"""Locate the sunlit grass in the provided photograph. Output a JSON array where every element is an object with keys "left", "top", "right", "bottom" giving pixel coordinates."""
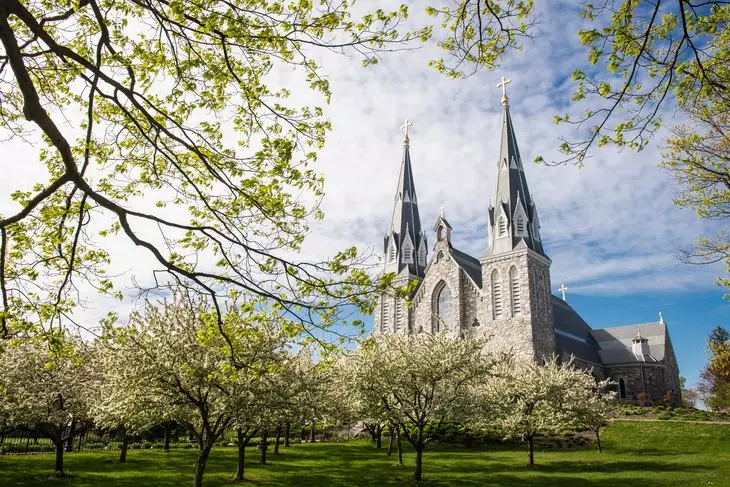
[{"left": 1, "top": 421, "right": 729, "bottom": 486}]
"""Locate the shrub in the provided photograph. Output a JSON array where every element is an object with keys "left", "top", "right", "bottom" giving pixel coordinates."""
[{"left": 657, "top": 412, "right": 672, "bottom": 420}]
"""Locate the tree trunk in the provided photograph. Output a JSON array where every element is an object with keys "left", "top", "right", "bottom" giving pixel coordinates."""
[
  {"left": 375, "top": 424, "right": 382, "bottom": 449},
  {"left": 65, "top": 419, "right": 76, "bottom": 453},
  {"left": 284, "top": 422, "right": 290, "bottom": 447},
  {"left": 309, "top": 422, "right": 316, "bottom": 443},
  {"left": 163, "top": 423, "right": 172, "bottom": 452},
  {"left": 193, "top": 441, "right": 214, "bottom": 487},
  {"left": 119, "top": 431, "right": 129, "bottom": 463},
  {"left": 595, "top": 429, "right": 602, "bottom": 454},
  {"left": 527, "top": 435, "right": 535, "bottom": 467},
  {"left": 413, "top": 445, "right": 423, "bottom": 481},
  {"left": 274, "top": 424, "right": 281, "bottom": 455},
  {"left": 54, "top": 439, "right": 65, "bottom": 476},
  {"left": 235, "top": 428, "right": 248, "bottom": 481},
  {"left": 387, "top": 424, "right": 394, "bottom": 456},
  {"left": 259, "top": 429, "right": 268, "bottom": 465},
  {"left": 396, "top": 427, "right": 404, "bottom": 466}
]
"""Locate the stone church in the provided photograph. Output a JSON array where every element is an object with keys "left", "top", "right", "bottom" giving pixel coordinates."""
[{"left": 372, "top": 83, "right": 681, "bottom": 405}]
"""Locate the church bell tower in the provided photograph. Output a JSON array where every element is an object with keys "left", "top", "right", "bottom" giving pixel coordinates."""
[
  {"left": 373, "top": 120, "right": 427, "bottom": 335},
  {"left": 479, "top": 78, "right": 555, "bottom": 360}
]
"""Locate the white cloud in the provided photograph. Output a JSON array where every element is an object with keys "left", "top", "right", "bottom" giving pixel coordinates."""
[{"left": 0, "top": 1, "right": 725, "bottom": 330}]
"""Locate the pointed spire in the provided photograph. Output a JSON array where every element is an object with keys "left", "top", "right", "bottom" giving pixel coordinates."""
[
  {"left": 384, "top": 120, "right": 426, "bottom": 278},
  {"left": 484, "top": 79, "right": 547, "bottom": 259}
]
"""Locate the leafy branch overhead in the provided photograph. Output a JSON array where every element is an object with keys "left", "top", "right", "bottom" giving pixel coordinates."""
[
  {"left": 0, "top": 0, "right": 425, "bottom": 341},
  {"left": 547, "top": 0, "right": 730, "bottom": 166}
]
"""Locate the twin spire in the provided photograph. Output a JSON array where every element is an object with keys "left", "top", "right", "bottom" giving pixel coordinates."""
[
  {"left": 383, "top": 119, "right": 427, "bottom": 278},
  {"left": 384, "top": 77, "right": 545, "bottom": 279}
]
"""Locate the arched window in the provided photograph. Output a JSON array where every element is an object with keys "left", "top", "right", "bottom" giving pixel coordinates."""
[
  {"left": 436, "top": 251, "right": 444, "bottom": 263},
  {"left": 433, "top": 282, "right": 453, "bottom": 332},
  {"left": 491, "top": 270, "right": 503, "bottom": 318},
  {"left": 381, "top": 298, "right": 390, "bottom": 332},
  {"left": 510, "top": 266, "right": 521, "bottom": 316},
  {"left": 388, "top": 243, "right": 396, "bottom": 262},
  {"left": 498, "top": 217, "right": 507, "bottom": 237},
  {"left": 437, "top": 226, "right": 444, "bottom": 241},
  {"left": 619, "top": 378, "right": 627, "bottom": 399}
]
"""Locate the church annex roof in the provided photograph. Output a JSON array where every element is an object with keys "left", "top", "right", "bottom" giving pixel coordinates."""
[
  {"left": 551, "top": 296, "right": 601, "bottom": 364},
  {"left": 590, "top": 322, "right": 667, "bottom": 365},
  {"left": 450, "top": 247, "right": 483, "bottom": 288}
]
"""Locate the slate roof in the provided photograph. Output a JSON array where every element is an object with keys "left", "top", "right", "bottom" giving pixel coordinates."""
[
  {"left": 551, "top": 296, "right": 602, "bottom": 364},
  {"left": 451, "top": 247, "right": 483, "bottom": 288},
  {"left": 385, "top": 141, "right": 426, "bottom": 278},
  {"left": 590, "top": 323, "right": 666, "bottom": 365},
  {"left": 484, "top": 102, "right": 546, "bottom": 258}
]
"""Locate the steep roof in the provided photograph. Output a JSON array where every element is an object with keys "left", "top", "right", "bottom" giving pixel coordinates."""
[
  {"left": 383, "top": 138, "right": 426, "bottom": 278},
  {"left": 451, "top": 247, "right": 483, "bottom": 288},
  {"left": 483, "top": 100, "right": 546, "bottom": 258},
  {"left": 551, "top": 296, "right": 601, "bottom": 364},
  {"left": 590, "top": 322, "right": 667, "bottom": 365}
]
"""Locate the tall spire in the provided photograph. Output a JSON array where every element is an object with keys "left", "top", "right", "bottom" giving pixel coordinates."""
[
  {"left": 383, "top": 119, "right": 427, "bottom": 278},
  {"left": 484, "top": 80, "right": 546, "bottom": 258}
]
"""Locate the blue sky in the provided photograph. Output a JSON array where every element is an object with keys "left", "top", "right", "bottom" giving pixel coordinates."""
[{"left": 0, "top": 2, "right": 726, "bottom": 388}]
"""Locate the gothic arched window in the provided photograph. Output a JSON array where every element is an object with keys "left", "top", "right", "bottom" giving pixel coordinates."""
[
  {"left": 618, "top": 378, "right": 627, "bottom": 399},
  {"left": 491, "top": 270, "right": 503, "bottom": 318},
  {"left": 510, "top": 266, "right": 521, "bottom": 316},
  {"left": 433, "top": 282, "right": 453, "bottom": 332}
]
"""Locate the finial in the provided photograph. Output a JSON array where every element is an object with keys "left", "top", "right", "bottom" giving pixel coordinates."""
[
  {"left": 497, "top": 76, "right": 512, "bottom": 105},
  {"left": 440, "top": 203, "right": 445, "bottom": 218},
  {"left": 659, "top": 311, "right": 664, "bottom": 324},
  {"left": 401, "top": 118, "right": 413, "bottom": 144},
  {"left": 559, "top": 284, "right": 568, "bottom": 302}
]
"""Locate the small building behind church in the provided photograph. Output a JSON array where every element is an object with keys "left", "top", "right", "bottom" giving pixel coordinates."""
[{"left": 371, "top": 85, "right": 681, "bottom": 405}]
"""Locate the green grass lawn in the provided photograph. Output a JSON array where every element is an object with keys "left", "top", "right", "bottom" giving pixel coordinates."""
[{"left": 1, "top": 421, "right": 729, "bottom": 486}]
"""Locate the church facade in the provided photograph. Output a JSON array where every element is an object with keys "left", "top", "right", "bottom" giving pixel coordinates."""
[{"left": 372, "top": 87, "right": 681, "bottom": 405}]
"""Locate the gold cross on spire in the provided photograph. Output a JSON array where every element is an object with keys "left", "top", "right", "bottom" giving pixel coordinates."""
[
  {"left": 497, "top": 76, "right": 512, "bottom": 105},
  {"left": 401, "top": 118, "right": 413, "bottom": 144}
]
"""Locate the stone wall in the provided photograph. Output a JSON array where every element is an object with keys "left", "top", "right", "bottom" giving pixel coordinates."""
[
  {"left": 409, "top": 239, "right": 463, "bottom": 336},
  {"left": 605, "top": 364, "right": 668, "bottom": 404},
  {"left": 477, "top": 249, "right": 555, "bottom": 360}
]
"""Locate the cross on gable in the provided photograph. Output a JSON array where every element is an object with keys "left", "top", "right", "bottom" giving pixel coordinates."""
[{"left": 559, "top": 284, "right": 568, "bottom": 301}]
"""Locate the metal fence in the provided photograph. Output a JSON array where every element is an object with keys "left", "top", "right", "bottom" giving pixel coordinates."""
[{"left": 0, "top": 429, "right": 194, "bottom": 455}]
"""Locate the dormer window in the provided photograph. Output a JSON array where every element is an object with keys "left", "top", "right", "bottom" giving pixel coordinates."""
[
  {"left": 497, "top": 216, "right": 508, "bottom": 237},
  {"left": 402, "top": 243, "right": 414, "bottom": 263},
  {"left": 515, "top": 215, "right": 526, "bottom": 236},
  {"left": 418, "top": 244, "right": 427, "bottom": 266}
]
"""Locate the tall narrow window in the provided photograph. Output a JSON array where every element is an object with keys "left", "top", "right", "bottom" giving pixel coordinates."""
[
  {"left": 381, "top": 299, "right": 390, "bottom": 332},
  {"left": 395, "top": 302, "right": 403, "bottom": 331},
  {"left": 498, "top": 217, "right": 507, "bottom": 237},
  {"left": 619, "top": 378, "right": 627, "bottom": 399},
  {"left": 402, "top": 243, "right": 413, "bottom": 263},
  {"left": 491, "top": 270, "right": 503, "bottom": 318},
  {"left": 433, "top": 282, "right": 453, "bottom": 332},
  {"left": 510, "top": 266, "right": 521, "bottom": 316},
  {"left": 515, "top": 216, "right": 526, "bottom": 236},
  {"left": 418, "top": 244, "right": 427, "bottom": 266},
  {"left": 388, "top": 243, "right": 396, "bottom": 262}
]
